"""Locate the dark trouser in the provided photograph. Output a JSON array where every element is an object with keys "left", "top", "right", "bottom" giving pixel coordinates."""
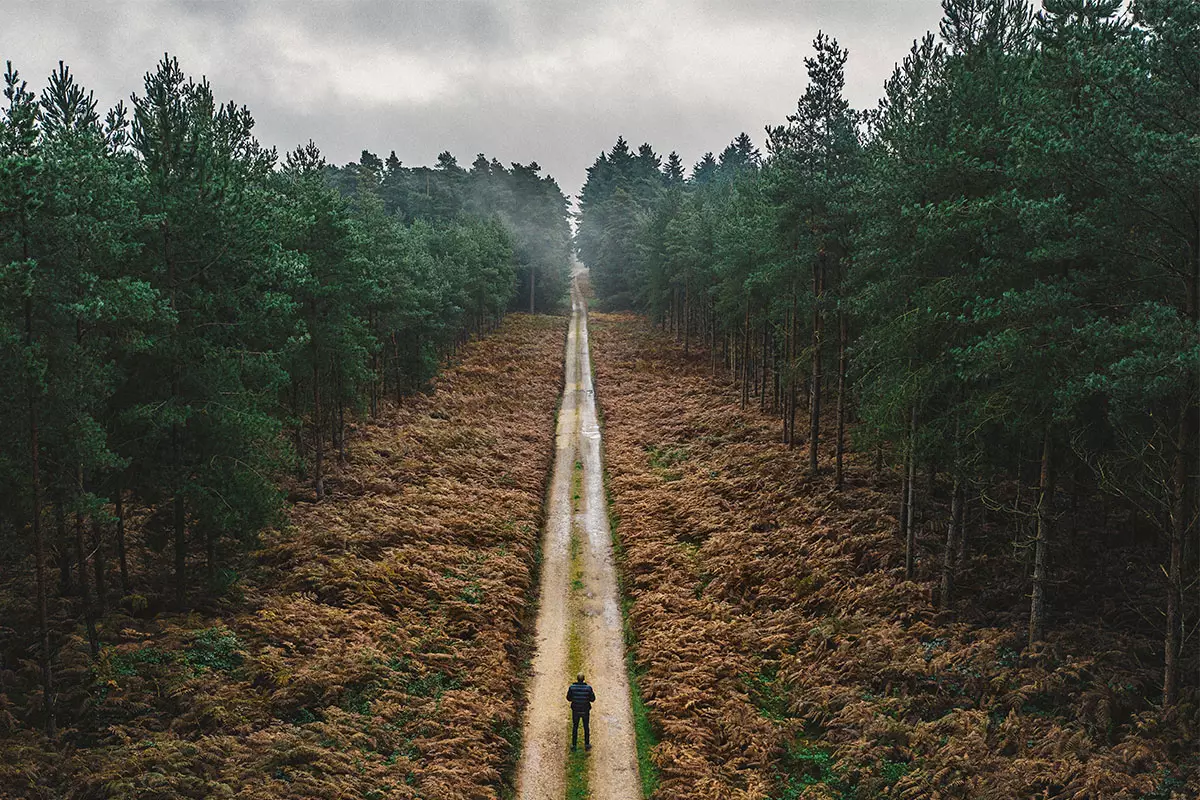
[{"left": 571, "top": 711, "right": 590, "bottom": 748}]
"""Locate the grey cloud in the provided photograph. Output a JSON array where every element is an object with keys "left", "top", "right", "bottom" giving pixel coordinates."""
[{"left": 2, "top": 0, "right": 946, "bottom": 197}]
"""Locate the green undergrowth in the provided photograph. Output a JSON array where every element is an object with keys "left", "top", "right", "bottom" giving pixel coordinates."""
[
  {"left": 566, "top": 746, "right": 590, "bottom": 800},
  {"left": 770, "top": 738, "right": 910, "bottom": 800},
  {"left": 645, "top": 443, "right": 688, "bottom": 482},
  {"left": 626, "top": 636, "right": 660, "bottom": 798},
  {"left": 748, "top": 661, "right": 915, "bottom": 799}
]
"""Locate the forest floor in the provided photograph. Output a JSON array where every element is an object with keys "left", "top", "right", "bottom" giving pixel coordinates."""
[
  {"left": 515, "top": 272, "right": 639, "bottom": 800},
  {"left": 0, "top": 314, "right": 567, "bottom": 800},
  {"left": 588, "top": 312, "right": 1197, "bottom": 800}
]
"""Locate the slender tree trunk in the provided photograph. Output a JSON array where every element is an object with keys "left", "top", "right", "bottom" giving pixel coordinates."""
[
  {"left": 370, "top": 349, "right": 379, "bottom": 419},
  {"left": 941, "top": 477, "right": 964, "bottom": 609},
  {"left": 205, "top": 525, "right": 216, "bottom": 588},
  {"left": 781, "top": 305, "right": 790, "bottom": 442},
  {"left": 683, "top": 281, "right": 691, "bottom": 355},
  {"left": 292, "top": 382, "right": 306, "bottom": 466},
  {"left": 74, "top": 473, "right": 99, "bottom": 658},
  {"left": 1028, "top": 428, "right": 1054, "bottom": 648},
  {"left": 313, "top": 359, "right": 324, "bottom": 501},
  {"left": 26, "top": 292, "right": 55, "bottom": 736},
  {"left": 960, "top": 494, "right": 970, "bottom": 564},
  {"left": 772, "top": 331, "right": 780, "bottom": 414},
  {"left": 529, "top": 265, "right": 535, "bottom": 314},
  {"left": 173, "top": 492, "right": 185, "bottom": 607},
  {"left": 90, "top": 516, "right": 106, "bottom": 613},
  {"left": 904, "top": 405, "right": 917, "bottom": 579},
  {"left": 114, "top": 488, "right": 128, "bottom": 596},
  {"left": 708, "top": 301, "right": 715, "bottom": 370},
  {"left": 369, "top": 312, "right": 379, "bottom": 419},
  {"left": 164, "top": 221, "right": 187, "bottom": 609},
  {"left": 809, "top": 258, "right": 824, "bottom": 477},
  {"left": 335, "top": 366, "right": 346, "bottom": 463},
  {"left": 788, "top": 290, "right": 799, "bottom": 449},
  {"left": 835, "top": 311, "right": 847, "bottom": 490},
  {"left": 759, "top": 313, "right": 768, "bottom": 412},
  {"left": 55, "top": 500, "right": 72, "bottom": 596},
  {"left": 172, "top": 398, "right": 185, "bottom": 606},
  {"left": 393, "top": 334, "right": 403, "bottom": 407},
  {"left": 1163, "top": 409, "right": 1188, "bottom": 706},
  {"left": 741, "top": 299, "right": 750, "bottom": 410},
  {"left": 904, "top": 444, "right": 917, "bottom": 580}
]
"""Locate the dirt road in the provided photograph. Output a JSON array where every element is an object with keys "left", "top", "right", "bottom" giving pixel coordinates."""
[{"left": 515, "top": 273, "right": 640, "bottom": 799}]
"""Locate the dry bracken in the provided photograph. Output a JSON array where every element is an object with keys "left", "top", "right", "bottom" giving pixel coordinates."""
[
  {"left": 0, "top": 314, "right": 566, "bottom": 800},
  {"left": 590, "top": 312, "right": 1196, "bottom": 800}
]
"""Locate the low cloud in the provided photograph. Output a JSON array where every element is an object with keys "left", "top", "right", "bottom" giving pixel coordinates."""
[{"left": 3, "top": 0, "right": 945, "bottom": 196}]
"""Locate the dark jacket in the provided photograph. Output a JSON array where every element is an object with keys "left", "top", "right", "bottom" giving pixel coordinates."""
[{"left": 566, "top": 681, "right": 596, "bottom": 713}]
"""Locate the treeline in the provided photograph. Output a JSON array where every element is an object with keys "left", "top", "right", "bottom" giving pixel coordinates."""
[
  {"left": 0, "top": 55, "right": 569, "bottom": 736},
  {"left": 326, "top": 148, "right": 572, "bottom": 314},
  {"left": 578, "top": 0, "right": 1198, "bottom": 706}
]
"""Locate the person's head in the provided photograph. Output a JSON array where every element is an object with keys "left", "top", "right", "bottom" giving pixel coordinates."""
[{"left": 576, "top": 673, "right": 585, "bottom": 684}]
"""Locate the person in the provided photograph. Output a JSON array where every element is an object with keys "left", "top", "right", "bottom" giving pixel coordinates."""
[{"left": 566, "top": 672, "right": 596, "bottom": 751}]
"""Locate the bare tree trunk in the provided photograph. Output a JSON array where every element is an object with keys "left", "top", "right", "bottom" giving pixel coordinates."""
[
  {"left": 710, "top": 298, "right": 718, "bottom": 377},
  {"left": 114, "top": 488, "right": 128, "bottom": 596},
  {"left": 393, "top": 334, "right": 403, "bottom": 407},
  {"left": 90, "top": 516, "right": 107, "bottom": 613},
  {"left": 205, "top": 525, "right": 216, "bottom": 588},
  {"left": 74, "top": 470, "right": 99, "bottom": 658},
  {"left": 369, "top": 312, "right": 379, "bottom": 419},
  {"left": 529, "top": 264, "right": 536, "bottom": 314},
  {"left": 55, "top": 500, "right": 72, "bottom": 596},
  {"left": 335, "top": 366, "right": 346, "bottom": 463},
  {"left": 904, "top": 445, "right": 917, "bottom": 580},
  {"left": 788, "top": 290, "right": 799, "bottom": 449},
  {"left": 760, "top": 313, "right": 768, "bottom": 411},
  {"left": 171, "top": 394, "right": 185, "bottom": 607},
  {"left": 26, "top": 292, "right": 55, "bottom": 736},
  {"left": 313, "top": 360, "right": 324, "bottom": 501},
  {"left": 1163, "top": 409, "right": 1187, "bottom": 705},
  {"left": 1028, "top": 428, "right": 1054, "bottom": 648},
  {"left": 835, "top": 311, "right": 847, "bottom": 490},
  {"left": 370, "top": 349, "right": 379, "bottom": 419},
  {"left": 941, "top": 477, "right": 964, "bottom": 609},
  {"left": 741, "top": 299, "right": 750, "bottom": 410},
  {"left": 164, "top": 221, "right": 187, "bottom": 609},
  {"left": 683, "top": 281, "right": 690, "bottom": 355},
  {"left": 809, "top": 258, "right": 824, "bottom": 477},
  {"left": 173, "top": 491, "right": 185, "bottom": 608},
  {"left": 904, "top": 405, "right": 917, "bottom": 579},
  {"left": 292, "top": 383, "right": 306, "bottom": 465},
  {"left": 772, "top": 330, "right": 780, "bottom": 415},
  {"left": 781, "top": 305, "right": 790, "bottom": 443}
]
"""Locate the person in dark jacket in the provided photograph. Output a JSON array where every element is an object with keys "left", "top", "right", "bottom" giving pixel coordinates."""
[{"left": 566, "top": 673, "right": 596, "bottom": 751}]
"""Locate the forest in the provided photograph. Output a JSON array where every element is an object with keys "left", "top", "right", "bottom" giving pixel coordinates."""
[
  {"left": 0, "top": 52, "right": 570, "bottom": 762},
  {"left": 1, "top": 0, "right": 1197, "bottom": 797},
  {"left": 578, "top": 0, "right": 1198, "bottom": 720}
]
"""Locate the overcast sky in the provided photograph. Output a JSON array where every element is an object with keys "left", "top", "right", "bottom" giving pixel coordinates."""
[{"left": 3, "top": 0, "right": 946, "bottom": 198}]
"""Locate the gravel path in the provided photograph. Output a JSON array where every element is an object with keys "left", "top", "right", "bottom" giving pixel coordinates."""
[{"left": 515, "top": 272, "right": 639, "bottom": 800}]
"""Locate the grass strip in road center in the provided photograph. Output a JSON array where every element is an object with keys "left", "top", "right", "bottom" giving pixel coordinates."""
[{"left": 565, "top": 458, "right": 591, "bottom": 800}]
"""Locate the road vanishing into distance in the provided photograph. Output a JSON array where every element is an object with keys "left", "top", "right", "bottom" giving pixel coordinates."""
[{"left": 515, "top": 271, "right": 640, "bottom": 800}]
